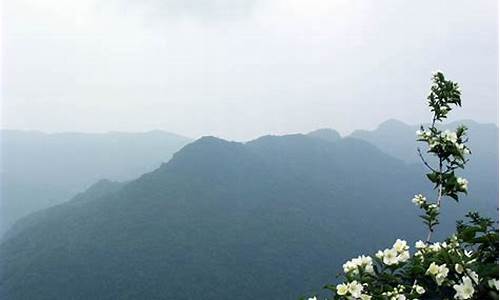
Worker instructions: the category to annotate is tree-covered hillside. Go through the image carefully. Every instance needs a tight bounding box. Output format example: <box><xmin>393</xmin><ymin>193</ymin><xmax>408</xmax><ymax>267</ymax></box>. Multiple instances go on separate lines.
<box><xmin>0</xmin><ymin>131</ymin><xmax>496</xmax><ymax>299</ymax></box>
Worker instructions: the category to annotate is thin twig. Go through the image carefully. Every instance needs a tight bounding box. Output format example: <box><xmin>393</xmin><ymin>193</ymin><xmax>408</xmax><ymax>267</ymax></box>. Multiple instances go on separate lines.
<box><xmin>426</xmin><ymin>158</ymin><xmax>443</xmax><ymax>243</ymax></box>
<box><xmin>417</xmin><ymin>148</ymin><xmax>437</xmax><ymax>173</ymax></box>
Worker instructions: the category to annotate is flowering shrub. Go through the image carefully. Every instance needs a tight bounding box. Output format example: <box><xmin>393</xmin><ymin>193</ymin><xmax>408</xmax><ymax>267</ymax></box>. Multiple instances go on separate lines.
<box><xmin>305</xmin><ymin>72</ymin><xmax>499</xmax><ymax>300</ymax></box>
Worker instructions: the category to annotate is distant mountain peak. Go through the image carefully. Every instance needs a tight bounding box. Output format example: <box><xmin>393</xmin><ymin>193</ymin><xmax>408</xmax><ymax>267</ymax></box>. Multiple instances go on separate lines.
<box><xmin>164</xmin><ymin>135</ymin><xmax>248</xmax><ymax>175</ymax></box>
<box><xmin>196</xmin><ymin>135</ymin><xmax>230</xmax><ymax>143</ymax></box>
<box><xmin>307</xmin><ymin>128</ymin><xmax>341</xmax><ymax>142</ymax></box>
<box><xmin>248</xmin><ymin>133</ymin><xmax>309</xmax><ymax>144</ymax></box>
<box><xmin>377</xmin><ymin>119</ymin><xmax>410</xmax><ymax>130</ymax></box>
<box><xmin>179</xmin><ymin>136</ymin><xmax>243</xmax><ymax>152</ymax></box>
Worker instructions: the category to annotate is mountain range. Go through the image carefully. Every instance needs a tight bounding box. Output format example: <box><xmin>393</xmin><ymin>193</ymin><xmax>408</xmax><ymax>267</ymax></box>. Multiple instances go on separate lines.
<box><xmin>0</xmin><ymin>120</ymin><xmax>497</xmax><ymax>299</ymax></box>
<box><xmin>0</xmin><ymin>130</ymin><xmax>191</xmax><ymax>235</ymax></box>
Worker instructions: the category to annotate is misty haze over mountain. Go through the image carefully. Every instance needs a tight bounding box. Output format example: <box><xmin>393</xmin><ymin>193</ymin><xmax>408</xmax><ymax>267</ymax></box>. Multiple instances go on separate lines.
<box><xmin>1</xmin><ymin>119</ymin><xmax>497</xmax><ymax>235</ymax></box>
<box><xmin>2</xmin><ymin>0</ymin><xmax>498</xmax><ymax>140</ymax></box>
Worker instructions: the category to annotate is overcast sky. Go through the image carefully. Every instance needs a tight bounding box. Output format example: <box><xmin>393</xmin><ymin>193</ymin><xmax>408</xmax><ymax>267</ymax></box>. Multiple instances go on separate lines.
<box><xmin>1</xmin><ymin>0</ymin><xmax>498</xmax><ymax>141</ymax></box>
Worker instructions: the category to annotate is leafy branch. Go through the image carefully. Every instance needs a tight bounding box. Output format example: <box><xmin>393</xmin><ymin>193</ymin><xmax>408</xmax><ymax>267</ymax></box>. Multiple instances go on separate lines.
<box><xmin>304</xmin><ymin>71</ymin><xmax>498</xmax><ymax>300</ymax></box>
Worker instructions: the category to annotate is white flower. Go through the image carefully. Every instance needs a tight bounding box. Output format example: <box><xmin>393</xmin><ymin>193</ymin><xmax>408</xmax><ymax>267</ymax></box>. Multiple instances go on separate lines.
<box><xmin>393</xmin><ymin>239</ymin><xmax>409</xmax><ymax>252</ymax></box>
<box><xmin>364</xmin><ymin>264</ymin><xmax>375</xmax><ymax>275</ymax></box>
<box><xmin>443</xmin><ymin>130</ymin><xmax>458</xmax><ymax>143</ymax></box>
<box><xmin>415</xmin><ymin>240</ymin><xmax>427</xmax><ymax>249</ymax></box>
<box><xmin>383</xmin><ymin>248</ymin><xmax>399</xmax><ymax>265</ymax></box>
<box><xmin>428</xmin><ymin>204</ymin><xmax>439</xmax><ymax>213</ymax></box>
<box><xmin>426</xmin><ymin>262</ymin><xmax>449</xmax><ymax>286</ymax></box>
<box><xmin>465</xmin><ymin>269</ymin><xmax>479</xmax><ymax>284</ymax></box>
<box><xmin>435</xmin><ymin>275</ymin><xmax>447</xmax><ymax>286</ymax></box>
<box><xmin>436</xmin><ymin>265</ymin><xmax>450</xmax><ymax>285</ymax></box>
<box><xmin>457</xmin><ymin>177</ymin><xmax>468</xmax><ymax>191</ymax></box>
<box><xmin>449</xmin><ymin>235</ymin><xmax>459</xmax><ymax>247</ymax></box>
<box><xmin>488</xmin><ymin>279</ymin><xmax>499</xmax><ymax>290</ymax></box>
<box><xmin>429</xmin><ymin>242</ymin><xmax>442</xmax><ymax>252</ymax></box>
<box><xmin>348</xmin><ymin>281</ymin><xmax>364</xmax><ymax>298</ymax></box>
<box><xmin>411</xmin><ymin>194</ymin><xmax>426</xmax><ymax>206</ymax></box>
<box><xmin>397</xmin><ymin>250</ymin><xmax>410</xmax><ymax>263</ymax></box>
<box><xmin>343</xmin><ymin>255</ymin><xmax>374</xmax><ymax>274</ymax></box>
<box><xmin>416</xmin><ymin>130</ymin><xmax>431</xmax><ymax>139</ymax></box>
<box><xmin>343</xmin><ymin>260</ymin><xmax>358</xmax><ymax>274</ymax></box>
<box><xmin>457</xmin><ymin>143</ymin><xmax>470</xmax><ymax>155</ymax></box>
<box><xmin>415</xmin><ymin>250</ymin><xmax>424</xmax><ymax>262</ymax></box>
<box><xmin>414</xmin><ymin>284</ymin><xmax>425</xmax><ymax>295</ymax></box>
<box><xmin>375</xmin><ymin>250</ymin><xmax>384</xmax><ymax>259</ymax></box>
<box><xmin>426</xmin><ymin>262</ymin><xmax>440</xmax><ymax>275</ymax></box>
<box><xmin>455</xmin><ymin>264</ymin><xmax>464</xmax><ymax>274</ymax></box>
<box><xmin>307</xmin><ymin>297</ymin><xmax>317</xmax><ymax>300</ymax></box>
<box><xmin>359</xmin><ymin>255</ymin><xmax>372</xmax><ymax>265</ymax></box>
<box><xmin>360</xmin><ymin>294</ymin><xmax>372</xmax><ymax>300</ymax></box>
<box><xmin>453</xmin><ymin>276</ymin><xmax>475</xmax><ymax>299</ymax></box>
<box><xmin>336</xmin><ymin>283</ymin><xmax>349</xmax><ymax>296</ymax></box>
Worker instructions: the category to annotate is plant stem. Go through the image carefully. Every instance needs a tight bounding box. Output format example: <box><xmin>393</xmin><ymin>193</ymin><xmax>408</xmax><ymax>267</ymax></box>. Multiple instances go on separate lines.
<box><xmin>426</xmin><ymin>158</ymin><xmax>443</xmax><ymax>243</ymax></box>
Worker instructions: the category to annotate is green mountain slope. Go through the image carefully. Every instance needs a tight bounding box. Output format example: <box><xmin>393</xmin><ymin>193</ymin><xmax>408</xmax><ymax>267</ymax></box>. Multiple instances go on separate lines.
<box><xmin>0</xmin><ymin>131</ymin><xmax>496</xmax><ymax>299</ymax></box>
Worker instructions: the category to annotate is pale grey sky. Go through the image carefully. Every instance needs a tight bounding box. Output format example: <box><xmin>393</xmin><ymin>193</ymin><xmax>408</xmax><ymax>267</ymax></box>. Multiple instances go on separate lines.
<box><xmin>1</xmin><ymin>0</ymin><xmax>498</xmax><ymax>141</ymax></box>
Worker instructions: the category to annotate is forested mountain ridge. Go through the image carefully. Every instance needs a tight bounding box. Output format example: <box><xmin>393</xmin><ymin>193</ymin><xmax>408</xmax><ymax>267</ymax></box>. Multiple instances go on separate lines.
<box><xmin>1</xmin><ymin>128</ymin><xmax>497</xmax><ymax>299</ymax></box>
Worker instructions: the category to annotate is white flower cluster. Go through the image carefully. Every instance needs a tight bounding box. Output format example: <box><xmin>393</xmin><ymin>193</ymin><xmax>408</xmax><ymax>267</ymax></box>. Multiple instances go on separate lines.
<box><xmin>414</xmin><ymin>240</ymin><xmax>452</xmax><ymax>262</ymax></box>
<box><xmin>415</xmin><ymin>239</ymin><xmax>456</xmax><ymax>257</ymax></box>
<box><xmin>429</xmin><ymin>241</ymin><xmax>446</xmax><ymax>252</ymax></box>
<box><xmin>343</xmin><ymin>255</ymin><xmax>374</xmax><ymax>275</ymax></box>
<box><xmin>330</xmin><ymin>236</ymin><xmax>497</xmax><ymax>300</ymax></box>
<box><xmin>375</xmin><ymin>239</ymin><xmax>410</xmax><ymax>266</ymax></box>
<box><xmin>425</xmin><ymin>262</ymin><xmax>449</xmax><ymax>286</ymax></box>
<box><xmin>381</xmin><ymin>285</ymin><xmax>407</xmax><ymax>300</ymax></box>
<box><xmin>416</xmin><ymin>129</ymin><xmax>470</xmax><ymax>157</ymax></box>
<box><xmin>336</xmin><ymin>281</ymin><xmax>371</xmax><ymax>299</ymax></box>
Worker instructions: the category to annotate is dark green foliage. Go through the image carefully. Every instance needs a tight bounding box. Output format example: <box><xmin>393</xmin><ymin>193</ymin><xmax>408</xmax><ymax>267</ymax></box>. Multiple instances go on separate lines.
<box><xmin>456</xmin><ymin>212</ymin><xmax>499</xmax><ymax>272</ymax></box>
<box><xmin>427</xmin><ymin>71</ymin><xmax>462</xmax><ymax>123</ymax></box>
